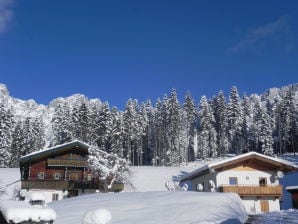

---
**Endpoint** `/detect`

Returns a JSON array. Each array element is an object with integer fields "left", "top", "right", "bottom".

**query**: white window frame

[
  {"left": 37, "top": 172, "right": 45, "bottom": 180},
  {"left": 54, "top": 173, "right": 61, "bottom": 180},
  {"left": 52, "top": 193, "right": 59, "bottom": 201}
]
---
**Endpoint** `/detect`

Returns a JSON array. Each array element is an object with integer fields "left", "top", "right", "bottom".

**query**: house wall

[
  {"left": 216, "top": 170, "right": 279, "bottom": 187},
  {"left": 241, "top": 196, "right": 280, "bottom": 213},
  {"left": 190, "top": 172, "right": 216, "bottom": 192},
  {"left": 27, "top": 150, "right": 92, "bottom": 181},
  {"left": 26, "top": 189, "right": 68, "bottom": 204}
]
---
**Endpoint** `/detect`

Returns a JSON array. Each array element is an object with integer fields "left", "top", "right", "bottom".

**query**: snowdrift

[{"left": 51, "top": 191, "right": 247, "bottom": 224}]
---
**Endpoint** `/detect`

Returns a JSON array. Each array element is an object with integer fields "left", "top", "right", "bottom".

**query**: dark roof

[
  {"left": 19, "top": 140, "right": 90, "bottom": 163},
  {"left": 181, "top": 152, "right": 298, "bottom": 182}
]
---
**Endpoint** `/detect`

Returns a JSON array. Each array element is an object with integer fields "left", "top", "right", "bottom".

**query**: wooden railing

[
  {"left": 218, "top": 185, "right": 282, "bottom": 196},
  {"left": 21, "top": 179, "right": 124, "bottom": 192},
  {"left": 47, "top": 158, "right": 88, "bottom": 167}
]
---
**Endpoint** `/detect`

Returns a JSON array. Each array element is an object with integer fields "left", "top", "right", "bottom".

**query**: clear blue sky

[{"left": 0, "top": 0, "right": 297, "bottom": 109}]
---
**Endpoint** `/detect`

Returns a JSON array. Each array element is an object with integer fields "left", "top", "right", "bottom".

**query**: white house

[{"left": 180, "top": 152, "right": 298, "bottom": 213}]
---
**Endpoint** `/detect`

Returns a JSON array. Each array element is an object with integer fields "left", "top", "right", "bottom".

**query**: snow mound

[
  {"left": 83, "top": 209, "right": 112, "bottom": 224},
  {"left": 0, "top": 200, "right": 56, "bottom": 223},
  {"left": 51, "top": 191, "right": 247, "bottom": 224}
]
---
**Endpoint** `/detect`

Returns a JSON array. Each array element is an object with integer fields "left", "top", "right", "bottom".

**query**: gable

[{"left": 216, "top": 159, "right": 281, "bottom": 172}]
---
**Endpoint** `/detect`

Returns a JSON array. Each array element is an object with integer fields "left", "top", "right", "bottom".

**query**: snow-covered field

[{"left": 50, "top": 191, "right": 247, "bottom": 224}]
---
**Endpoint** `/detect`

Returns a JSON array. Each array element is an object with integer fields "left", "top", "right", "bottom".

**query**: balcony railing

[
  {"left": 218, "top": 185, "right": 282, "bottom": 197},
  {"left": 21, "top": 176, "right": 124, "bottom": 192},
  {"left": 47, "top": 158, "right": 88, "bottom": 167}
]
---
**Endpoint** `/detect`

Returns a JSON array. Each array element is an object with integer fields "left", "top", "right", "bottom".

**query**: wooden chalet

[
  {"left": 181, "top": 152, "right": 298, "bottom": 213},
  {"left": 19, "top": 140, "right": 123, "bottom": 203}
]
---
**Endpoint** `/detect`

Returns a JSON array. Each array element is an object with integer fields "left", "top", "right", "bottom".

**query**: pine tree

[
  {"left": 9, "top": 120, "right": 26, "bottom": 167},
  {"left": 198, "top": 96, "right": 217, "bottom": 159},
  {"left": 72, "top": 102, "right": 91, "bottom": 143},
  {"left": 182, "top": 92, "right": 197, "bottom": 162},
  {"left": 110, "top": 107, "right": 125, "bottom": 157},
  {"left": 212, "top": 90, "right": 229, "bottom": 156},
  {"left": 95, "top": 102, "right": 112, "bottom": 152},
  {"left": 240, "top": 94, "right": 251, "bottom": 152},
  {"left": 227, "top": 86, "right": 242, "bottom": 154},
  {"left": 51, "top": 102, "right": 72, "bottom": 145},
  {"left": 0, "top": 104, "right": 14, "bottom": 167},
  {"left": 166, "top": 89, "right": 181, "bottom": 165},
  {"left": 123, "top": 99, "right": 143, "bottom": 165}
]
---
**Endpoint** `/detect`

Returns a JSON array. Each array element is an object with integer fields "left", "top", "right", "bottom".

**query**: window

[
  {"left": 87, "top": 174, "right": 93, "bottom": 181},
  {"left": 37, "top": 172, "right": 45, "bottom": 180},
  {"left": 229, "top": 177, "right": 238, "bottom": 185},
  {"left": 52, "top": 193, "right": 59, "bottom": 201},
  {"left": 54, "top": 173, "right": 61, "bottom": 180},
  {"left": 259, "top": 178, "right": 267, "bottom": 186}
]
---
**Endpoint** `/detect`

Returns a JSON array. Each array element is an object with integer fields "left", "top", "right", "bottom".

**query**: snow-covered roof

[
  {"left": 27, "top": 192, "right": 46, "bottom": 202},
  {"left": 0, "top": 200, "right": 56, "bottom": 223},
  {"left": 181, "top": 152, "right": 298, "bottom": 182},
  {"left": 286, "top": 186, "right": 298, "bottom": 192}
]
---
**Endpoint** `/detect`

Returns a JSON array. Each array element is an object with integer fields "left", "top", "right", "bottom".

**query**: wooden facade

[
  {"left": 218, "top": 185, "right": 282, "bottom": 197},
  {"left": 20, "top": 140, "right": 124, "bottom": 198}
]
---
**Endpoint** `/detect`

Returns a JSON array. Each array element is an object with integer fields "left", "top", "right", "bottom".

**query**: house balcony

[
  {"left": 47, "top": 158, "right": 88, "bottom": 167},
  {"left": 218, "top": 185, "right": 282, "bottom": 197},
  {"left": 21, "top": 177, "right": 124, "bottom": 192}
]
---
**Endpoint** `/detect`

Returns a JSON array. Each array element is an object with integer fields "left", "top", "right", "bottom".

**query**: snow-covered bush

[
  {"left": 209, "top": 180, "right": 216, "bottom": 192},
  {"left": 83, "top": 209, "right": 112, "bottom": 224}
]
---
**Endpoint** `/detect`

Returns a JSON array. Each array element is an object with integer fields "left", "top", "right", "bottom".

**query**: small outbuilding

[{"left": 286, "top": 186, "right": 298, "bottom": 209}]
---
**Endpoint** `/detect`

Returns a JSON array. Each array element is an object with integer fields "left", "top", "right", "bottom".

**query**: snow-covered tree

[
  {"left": 88, "top": 145, "right": 129, "bottom": 192},
  {"left": 51, "top": 102, "right": 72, "bottom": 145},
  {"left": 110, "top": 107, "right": 125, "bottom": 157},
  {"left": 227, "top": 86, "right": 242, "bottom": 154},
  {"left": 212, "top": 90, "right": 229, "bottom": 156},
  {"left": 72, "top": 102, "right": 92, "bottom": 143},
  {"left": 198, "top": 96, "right": 217, "bottom": 159},
  {"left": 183, "top": 92, "right": 197, "bottom": 162},
  {"left": 166, "top": 89, "right": 182, "bottom": 165},
  {"left": 0, "top": 104, "right": 14, "bottom": 167}
]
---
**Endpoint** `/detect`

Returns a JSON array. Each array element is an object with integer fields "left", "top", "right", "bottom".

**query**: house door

[{"left": 260, "top": 200, "right": 269, "bottom": 212}]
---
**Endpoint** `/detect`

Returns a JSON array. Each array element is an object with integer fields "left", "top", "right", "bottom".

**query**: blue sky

[{"left": 0, "top": 0, "right": 297, "bottom": 109}]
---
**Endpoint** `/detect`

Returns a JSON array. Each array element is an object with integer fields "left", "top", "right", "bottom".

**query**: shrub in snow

[
  {"left": 196, "top": 183, "right": 203, "bottom": 192},
  {"left": 83, "top": 209, "right": 112, "bottom": 224},
  {"left": 209, "top": 180, "right": 215, "bottom": 192}
]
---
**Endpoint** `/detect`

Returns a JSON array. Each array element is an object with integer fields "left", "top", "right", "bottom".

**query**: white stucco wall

[
  {"left": 216, "top": 170, "right": 279, "bottom": 187},
  {"left": 27, "top": 189, "right": 68, "bottom": 203},
  {"left": 241, "top": 196, "right": 280, "bottom": 213}
]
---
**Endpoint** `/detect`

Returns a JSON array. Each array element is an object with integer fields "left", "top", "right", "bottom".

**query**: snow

[
  {"left": 0, "top": 168, "right": 20, "bottom": 200},
  {"left": 27, "top": 192, "right": 46, "bottom": 202},
  {"left": 51, "top": 191, "right": 247, "bottom": 224},
  {"left": 124, "top": 165, "right": 205, "bottom": 192},
  {"left": 286, "top": 186, "right": 298, "bottom": 190},
  {"left": 0, "top": 200, "right": 56, "bottom": 223},
  {"left": 83, "top": 209, "right": 112, "bottom": 224}
]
